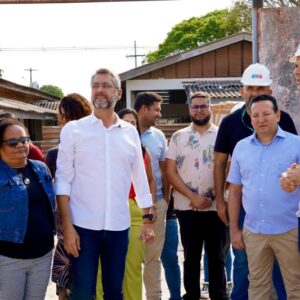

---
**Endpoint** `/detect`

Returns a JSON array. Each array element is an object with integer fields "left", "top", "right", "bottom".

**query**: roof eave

[{"left": 119, "top": 32, "right": 252, "bottom": 81}]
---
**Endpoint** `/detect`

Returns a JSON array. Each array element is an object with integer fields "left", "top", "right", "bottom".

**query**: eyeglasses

[
  {"left": 1, "top": 136, "right": 30, "bottom": 147},
  {"left": 91, "top": 82, "right": 116, "bottom": 90},
  {"left": 190, "top": 104, "right": 209, "bottom": 111}
]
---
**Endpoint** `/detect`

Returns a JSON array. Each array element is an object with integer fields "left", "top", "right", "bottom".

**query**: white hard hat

[
  {"left": 241, "top": 63, "right": 272, "bottom": 86},
  {"left": 290, "top": 44, "right": 300, "bottom": 63}
]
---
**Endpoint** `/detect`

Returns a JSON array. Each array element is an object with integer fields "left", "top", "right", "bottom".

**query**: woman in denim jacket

[{"left": 0, "top": 117, "right": 55, "bottom": 300}]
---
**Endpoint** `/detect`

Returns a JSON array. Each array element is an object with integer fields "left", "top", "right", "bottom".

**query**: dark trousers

[
  {"left": 70, "top": 225, "right": 129, "bottom": 300},
  {"left": 176, "top": 210, "right": 228, "bottom": 300}
]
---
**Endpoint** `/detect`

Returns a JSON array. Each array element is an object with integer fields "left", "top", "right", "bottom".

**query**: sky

[{"left": 0, "top": 0, "right": 233, "bottom": 99}]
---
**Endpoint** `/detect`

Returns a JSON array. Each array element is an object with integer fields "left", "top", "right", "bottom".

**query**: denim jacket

[{"left": 0, "top": 159, "right": 56, "bottom": 243}]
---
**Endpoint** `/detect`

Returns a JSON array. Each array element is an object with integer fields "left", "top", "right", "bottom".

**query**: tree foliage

[
  {"left": 40, "top": 84, "right": 64, "bottom": 98},
  {"left": 145, "top": 1, "right": 251, "bottom": 63},
  {"left": 248, "top": 0, "right": 300, "bottom": 7}
]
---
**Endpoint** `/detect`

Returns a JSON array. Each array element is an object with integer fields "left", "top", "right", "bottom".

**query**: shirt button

[
  {"left": 259, "top": 189, "right": 262, "bottom": 191},
  {"left": 262, "top": 219, "right": 265, "bottom": 222},
  {"left": 261, "top": 174, "right": 263, "bottom": 176}
]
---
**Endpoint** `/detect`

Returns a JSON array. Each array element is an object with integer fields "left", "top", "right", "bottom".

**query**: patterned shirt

[{"left": 167, "top": 123, "right": 218, "bottom": 211}]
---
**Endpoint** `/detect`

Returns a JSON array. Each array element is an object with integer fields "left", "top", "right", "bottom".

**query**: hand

[
  {"left": 285, "top": 163, "right": 300, "bottom": 185},
  {"left": 139, "top": 223, "right": 155, "bottom": 244},
  {"left": 63, "top": 223, "right": 80, "bottom": 257},
  {"left": 230, "top": 228, "right": 245, "bottom": 250},
  {"left": 216, "top": 198, "right": 229, "bottom": 225},
  {"left": 280, "top": 172, "right": 297, "bottom": 192},
  {"left": 190, "top": 194, "right": 212, "bottom": 210}
]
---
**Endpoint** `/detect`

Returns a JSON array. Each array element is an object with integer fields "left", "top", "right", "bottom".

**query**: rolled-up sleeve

[
  {"left": 55, "top": 122, "right": 76, "bottom": 196},
  {"left": 130, "top": 131, "right": 152, "bottom": 209}
]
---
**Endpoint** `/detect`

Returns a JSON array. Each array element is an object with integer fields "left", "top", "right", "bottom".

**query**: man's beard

[
  {"left": 191, "top": 114, "right": 211, "bottom": 126},
  {"left": 92, "top": 95, "right": 117, "bottom": 109}
]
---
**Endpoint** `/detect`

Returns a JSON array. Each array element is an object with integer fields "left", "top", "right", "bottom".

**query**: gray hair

[{"left": 90, "top": 68, "right": 121, "bottom": 89}]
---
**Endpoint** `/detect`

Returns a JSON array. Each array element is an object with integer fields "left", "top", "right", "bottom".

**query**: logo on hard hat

[
  {"left": 241, "top": 63, "right": 272, "bottom": 86},
  {"left": 251, "top": 74, "right": 263, "bottom": 79}
]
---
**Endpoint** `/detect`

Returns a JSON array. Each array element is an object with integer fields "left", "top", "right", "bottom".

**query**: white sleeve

[
  {"left": 130, "top": 130, "right": 152, "bottom": 208},
  {"left": 55, "top": 123, "right": 76, "bottom": 196}
]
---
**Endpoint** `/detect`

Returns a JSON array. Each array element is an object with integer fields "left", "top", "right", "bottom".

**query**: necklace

[
  {"left": 241, "top": 106, "right": 254, "bottom": 132},
  {"left": 16, "top": 168, "right": 31, "bottom": 187}
]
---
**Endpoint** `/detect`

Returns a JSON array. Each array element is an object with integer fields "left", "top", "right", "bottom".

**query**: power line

[{"left": 0, "top": 45, "right": 155, "bottom": 53}]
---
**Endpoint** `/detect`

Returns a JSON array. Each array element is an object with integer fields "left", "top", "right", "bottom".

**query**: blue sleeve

[{"left": 227, "top": 146, "right": 242, "bottom": 185}]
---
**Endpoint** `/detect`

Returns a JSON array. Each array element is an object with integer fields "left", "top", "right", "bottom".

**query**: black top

[
  {"left": 214, "top": 105, "right": 298, "bottom": 156},
  {"left": 0, "top": 164, "right": 55, "bottom": 259},
  {"left": 45, "top": 147, "right": 58, "bottom": 178}
]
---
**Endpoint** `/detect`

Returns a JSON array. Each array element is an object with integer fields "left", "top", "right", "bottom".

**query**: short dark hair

[
  {"left": 249, "top": 94, "right": 278, "bottom": 112},
  {"left": 188, "top": 91, "right": 210, "bottom": 104},
  {"left": 134, "top": 92, "right": 162, "bottom": 112},
  {"left": 0, "top": 118, "right": 24, "bottom": 147},
  {"left": 0, "top": 112, "right": 16, "bottom": 119}
]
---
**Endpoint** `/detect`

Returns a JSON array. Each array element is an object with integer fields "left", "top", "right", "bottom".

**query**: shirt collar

[
  {"left": 142, "top": 126, "right": 153, "bottom": 135},
  {"left": 89, "top": 112, "right": 123, "bottom": 128},
  {"left": 189, "top": 122, "right": 217, "bottom": 134},
  {"left": 250, "top": 125, "right": 286, "bottom": 144}
]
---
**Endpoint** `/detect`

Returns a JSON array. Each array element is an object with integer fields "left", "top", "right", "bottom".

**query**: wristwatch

[{"left": 142, "top": 213, "right": 154, "bottom": 222}]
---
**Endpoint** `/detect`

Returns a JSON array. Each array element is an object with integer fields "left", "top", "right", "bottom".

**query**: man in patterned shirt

[{"left": 166, "top": 92, "right": 228, "bottom": 300}]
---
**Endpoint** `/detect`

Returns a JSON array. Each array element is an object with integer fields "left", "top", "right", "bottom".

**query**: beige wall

[{"left": 258, "top": 7, "right": 300, "bottom": 131}]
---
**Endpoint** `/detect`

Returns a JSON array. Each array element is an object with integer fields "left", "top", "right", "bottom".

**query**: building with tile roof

[{"left": 118, "top": 32, "right": 252, "bottom": 123}]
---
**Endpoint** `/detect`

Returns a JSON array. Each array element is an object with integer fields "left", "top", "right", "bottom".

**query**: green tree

[
  {"left": 145, "top": 1, "right": 251, "bottom": 63},
  {"left": 40, "top": 84, "right": 64, "bottom": 98}
]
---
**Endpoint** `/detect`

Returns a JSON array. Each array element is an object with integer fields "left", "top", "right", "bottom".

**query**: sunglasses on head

[{"left": 1, "top": 136, "right": 30, "bottom": 147}]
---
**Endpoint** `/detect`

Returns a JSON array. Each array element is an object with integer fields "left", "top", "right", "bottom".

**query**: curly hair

[{"left": 58, "top": 93, "right": 93, "bottom": 124}]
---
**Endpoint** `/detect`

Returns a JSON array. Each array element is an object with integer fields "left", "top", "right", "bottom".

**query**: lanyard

[{"left": 241, "top": 106, "right": 254, "bottom": 132}]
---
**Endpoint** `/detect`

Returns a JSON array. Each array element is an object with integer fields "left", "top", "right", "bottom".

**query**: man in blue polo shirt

[
  {"left": 214, "top": 63, "right": 296, "bottom": 300},
  {"left": 228, "top": 94, "right": 300, "bottom": 300},
  {"left": 135, "top": 92, "right": 177, "bottom": 300}
]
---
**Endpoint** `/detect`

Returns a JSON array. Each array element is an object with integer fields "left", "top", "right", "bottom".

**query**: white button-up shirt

[
  {"left": 167, "top": 123, "right": 217, "bottom": 211},
  {"left": 55, "top": 113, "right": 152, "bottom": 231}
]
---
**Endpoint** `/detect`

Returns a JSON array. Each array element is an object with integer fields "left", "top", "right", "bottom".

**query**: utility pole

[
  {"left": 24, "top": 67, "right": 38, "bottom": 87},
  {"left": 252, "top": 0, "right": 263, "bottom": 63},
  {"left": 126, "top": 41, "right": 145, "bottom": 68}
]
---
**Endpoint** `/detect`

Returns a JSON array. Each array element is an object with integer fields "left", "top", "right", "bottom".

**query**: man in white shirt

[
  {"left": 55, "top": 68, "right": 154, "bottom": 300},
  {"left": 166, "top": 92, "right": 228, "bottom": 300}
]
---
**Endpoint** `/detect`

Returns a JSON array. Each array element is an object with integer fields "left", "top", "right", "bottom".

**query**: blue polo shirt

[
  {"left": 228, "top": 126, "right": 300, "bottom": 235},
  {"left": 141, "top": 127, "right": 168, "bottom": 202}
]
